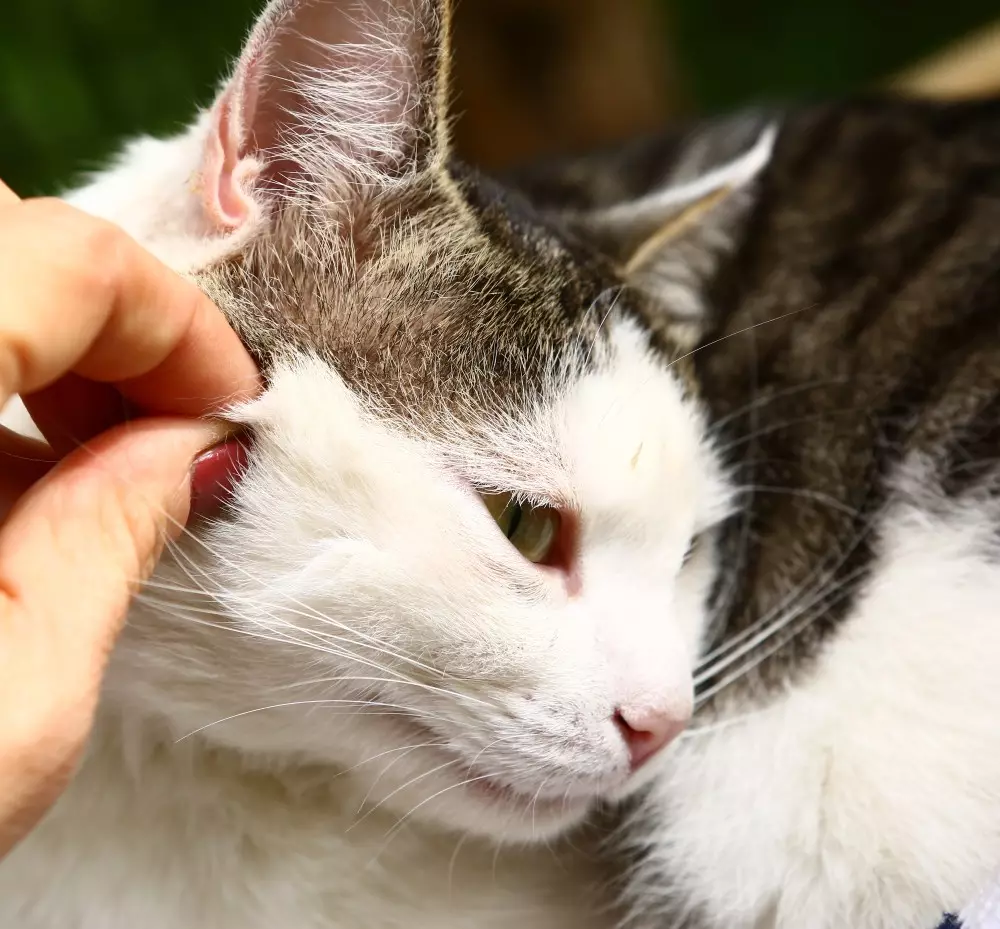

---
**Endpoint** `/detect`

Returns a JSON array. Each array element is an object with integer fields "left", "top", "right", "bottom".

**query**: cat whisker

[
  {"left": 174, "top": 698, "right": 443, "bottom": 742},
  {"left": 694, "top": 563, "right": 868, "bottom": 688},
  {"left": 529, "top": 773, "right": 556, "bottom": 840},
  {"left": 139, "top": 589, "right": 411, "bottom": 681},
  {"left": 678, "top": 708, "right": 765, "bottom": 739},
  {"left": 730, "top": 484, "right": 864, "bottom": 519},
  {"left": 154, "top": 512, "right": 441, "bottom": 681},
  {"left": 665, "top": 304, "right": 817, "bottom": 371},
  {"left": 356, "top": 740, "right": 458, "bottom": 811},
  {"left": 582, "top": 286, "right": 625, "bottom": 368},
  {"left": 709, "top": 377, "right": 847, "bottom": 431},
  {"left": 337, "top": 740, "right": 451, "bottom": 781},
  {"left": 164, "top": 533, "right": 448, "bottom": 682},
  {"left": 154, "top": 541, "right": 466, "bottom": 700},
  {"left": 695, "top": 508, "right": 879, "bottom": 673},
  {"left": 135, "top": 593, "right": 355, "bottom": 659},
  {"left": 373, "top": 771, "right": 503, "bottom": 857},
  {"left": 715, "top": 405, "right": 873, "bottom": 455},
  {"left": 142, "top": 572, "right": 488, "bottom": 718},
  {"left": 447, "top": 830, "right": 471, "bottom": 899},
  {"left": 349, "top": 757, "right": 464, "bottom": 830},
  {"left": 694, "top": 569, "right": 868, "bottom": 707},
  {"left": 241, "top": 595, "right": 450, "bottom": 681}
]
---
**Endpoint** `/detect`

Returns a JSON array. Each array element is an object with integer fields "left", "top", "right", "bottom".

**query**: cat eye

[{"left": 481, "top": 492, "right": 561, "bottom": 564}]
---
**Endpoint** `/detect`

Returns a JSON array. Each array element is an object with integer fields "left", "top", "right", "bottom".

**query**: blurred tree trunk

[{"left": 450, "top": 0, "right": 687, "bottom": 170}]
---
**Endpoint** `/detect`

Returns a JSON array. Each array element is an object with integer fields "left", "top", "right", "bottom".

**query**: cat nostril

[{"left": 613, "top": 706, "right": 685, "bottom": 771}]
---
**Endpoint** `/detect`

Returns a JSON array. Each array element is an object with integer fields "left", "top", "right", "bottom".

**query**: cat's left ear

[{"left": 200, "top": 0, "right": 453, "bottom": 232}]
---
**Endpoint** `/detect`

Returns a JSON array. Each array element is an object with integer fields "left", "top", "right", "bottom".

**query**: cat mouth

[
  {"left": 383, "top": 717, "right": 601, "bottom": 825},
  {"left": 424, "top": 741, "right": 600, "bottom": 819}
]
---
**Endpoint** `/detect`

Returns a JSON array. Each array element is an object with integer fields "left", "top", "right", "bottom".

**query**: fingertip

[
  {"left": 113, "top": 286, "right": 262, "bottom": 418},
  {"left": 0, "top": 180, "right": 19, "bottom": 205}
]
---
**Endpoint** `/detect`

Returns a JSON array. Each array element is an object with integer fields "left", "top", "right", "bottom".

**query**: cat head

[{"left": 87, "top": 0, "right": 769, "bottom": 841}]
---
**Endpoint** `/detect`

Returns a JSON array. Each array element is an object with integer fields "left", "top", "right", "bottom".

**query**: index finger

[{"left": 0, "top": 196, "right": 260, "bottom": 416}]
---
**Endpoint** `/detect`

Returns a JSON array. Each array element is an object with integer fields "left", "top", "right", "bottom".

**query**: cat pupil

[
  {"left": 480, "top": 492, "right": 560, "bottom": 564},
  {"left": 504, "top": 502, "right": 523, "bottom": 539}
]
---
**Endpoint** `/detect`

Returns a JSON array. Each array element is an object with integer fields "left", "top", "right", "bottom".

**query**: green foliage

[
  {"left": 1, "top": 0, "right": 997, "bottom": 194},
  {"left": 1, "top": 0, "right": 255, "bottom": 195}
]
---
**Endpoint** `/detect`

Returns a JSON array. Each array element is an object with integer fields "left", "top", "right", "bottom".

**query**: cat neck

[{"left": 0, "top": 703, "right": 619, "bottom": 929}]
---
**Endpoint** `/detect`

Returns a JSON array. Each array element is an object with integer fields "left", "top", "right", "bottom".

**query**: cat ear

[
  {"left": 200, "top": 0, "right": 452, "bottom": 232},
  {"left": 557, "top": 116, "right": 778, "bottom": 345}
]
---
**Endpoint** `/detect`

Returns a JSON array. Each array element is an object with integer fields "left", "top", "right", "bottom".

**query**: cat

[
  {"left": 2, "top": 2, "right": 1000, "bottom": 929},
  {"left": 511, "top": 97, "right": 1000, "bottom": 929}
]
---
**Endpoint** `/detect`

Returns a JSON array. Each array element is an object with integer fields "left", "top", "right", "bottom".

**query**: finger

[
  {"left": 0, "top": 416, "right": 229, "bottom": 667},
  {"left": 0, "top": 198, "right": 260, "bottom": 416},
  {"left": 23, "top": 375, "right": 132, "bottom": 457},
  {"left": 0, "top": 416, "right": 229, "bottom": 856},
  {"left": 0, "top": 426, "right": 56, "bottom": 518},
  {"left": 0, "top": 181, "right": 18, "bottom": 206}
]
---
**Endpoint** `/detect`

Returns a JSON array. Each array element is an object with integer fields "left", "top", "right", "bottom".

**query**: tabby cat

[{"left": 1, "top": 1, "right": 998, "bottom": 928}]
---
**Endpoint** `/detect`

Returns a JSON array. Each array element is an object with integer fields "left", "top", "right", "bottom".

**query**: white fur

[
  {"left": 14, "top": 3, "right": 990, "bottom": 927},
  {"left": 0, "top": 7, "right": 735, "bottom": 912},
  {"left": 65, "top": 118, "right": 257, "bottom": 272},
  {"left": 0, "top": 304, "right": 726, "bottom": 926},
  {"left": 629, "top": 460, "right": 1000, "bottom": 929}
]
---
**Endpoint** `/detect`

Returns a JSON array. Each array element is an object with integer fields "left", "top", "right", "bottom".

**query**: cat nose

[{"left": 613, "top": 705, "right": 686, "bottom": 771}]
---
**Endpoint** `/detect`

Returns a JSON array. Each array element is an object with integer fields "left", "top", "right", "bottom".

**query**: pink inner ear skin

[{"left": 201, "top": 90, "right": 260, "bottom": 231}]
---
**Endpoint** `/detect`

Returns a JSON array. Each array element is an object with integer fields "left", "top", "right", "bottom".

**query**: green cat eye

[{"left": 482, "top": 492, "right": 560, "bottom": 564}]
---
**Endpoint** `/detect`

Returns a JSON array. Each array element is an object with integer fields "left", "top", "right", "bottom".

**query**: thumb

[{"left": 0, "top": 417, "right": 229, "bottom": 856}]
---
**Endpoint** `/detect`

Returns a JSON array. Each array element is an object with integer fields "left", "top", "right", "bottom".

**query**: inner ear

[{"left": 200, "top": 0, "right": 453, "bottom": 235}]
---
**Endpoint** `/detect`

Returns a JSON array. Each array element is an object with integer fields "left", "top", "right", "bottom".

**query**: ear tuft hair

[{"left": 199, "top": 0, "right": 453, "bottom": 233}]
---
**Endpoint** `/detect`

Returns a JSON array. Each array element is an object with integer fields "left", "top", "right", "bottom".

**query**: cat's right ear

[
  {"left": 519, "top": 113, "right": 778, "bottom": 348},
  {"left": 198, "top": 0, "right": 453, "bottom": 234}
]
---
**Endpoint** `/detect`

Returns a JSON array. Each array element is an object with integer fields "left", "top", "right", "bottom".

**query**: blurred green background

[{"left": 2, "top": 0, "right": 998, "bottom": 196}]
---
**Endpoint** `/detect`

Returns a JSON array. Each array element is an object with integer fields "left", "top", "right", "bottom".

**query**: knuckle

[
  {"left": 26, "top": 201, "right": 129, "bottom": 304},
  {"left": 70, "top": 219, "right": 129, "bottom": 302}
]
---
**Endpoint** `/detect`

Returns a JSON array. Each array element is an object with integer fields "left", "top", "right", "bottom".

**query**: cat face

[{"left": 91, "top": 0, "right": 764, "bottom": 841}]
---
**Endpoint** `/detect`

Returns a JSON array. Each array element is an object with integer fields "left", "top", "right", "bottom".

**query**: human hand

[{"left": 0, "top": 180, "right": 260, "bottom": 857}]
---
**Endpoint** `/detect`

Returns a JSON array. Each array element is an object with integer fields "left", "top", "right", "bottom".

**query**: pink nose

[{"left": 614, "top": 706, "right": 686, "bottom": 771}]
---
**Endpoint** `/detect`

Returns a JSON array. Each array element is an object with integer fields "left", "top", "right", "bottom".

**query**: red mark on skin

[{"left": 189, "top": 436, "right": 251, "bottom": 521}]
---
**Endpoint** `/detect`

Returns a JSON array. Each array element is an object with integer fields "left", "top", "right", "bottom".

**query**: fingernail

[{"left": 188, "top": 432, "right": 252, "bottom": 523}]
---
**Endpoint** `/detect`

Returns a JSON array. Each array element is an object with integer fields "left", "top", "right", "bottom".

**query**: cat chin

[
  {"left": 338, "top": 725, "right": 607, "bottom": 843},
  {"left": 411, "top": 774, "right": 597, "bottom": 843}
]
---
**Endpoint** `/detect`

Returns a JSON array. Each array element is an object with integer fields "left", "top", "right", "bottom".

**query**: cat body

[
  {"left": 514, "top": 102, "right": 1000, "bottom": 927},
  {"left": 3, "top": 2, "right": 1000, "bottom": 928}
]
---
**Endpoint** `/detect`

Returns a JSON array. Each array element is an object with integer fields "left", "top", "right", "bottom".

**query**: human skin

[{"left": 0, "top": 179, "right": 261, "bottom": 858}]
